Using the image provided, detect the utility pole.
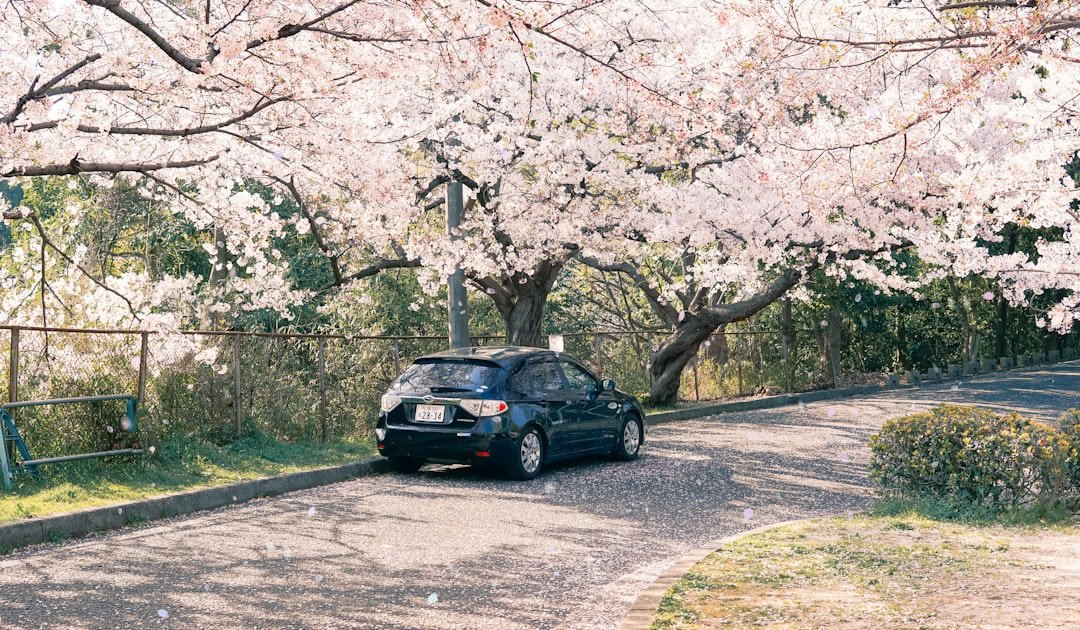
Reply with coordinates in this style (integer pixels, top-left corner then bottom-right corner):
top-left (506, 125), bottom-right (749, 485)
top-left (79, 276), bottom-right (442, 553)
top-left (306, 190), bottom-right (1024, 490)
top-left (447, 182), bottom-right (469, 348)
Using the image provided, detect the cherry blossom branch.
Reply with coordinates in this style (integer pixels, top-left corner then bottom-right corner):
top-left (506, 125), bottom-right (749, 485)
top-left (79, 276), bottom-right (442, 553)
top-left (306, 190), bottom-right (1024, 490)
top-left (273, 175), bottom-right (345, 286)
top-left (21, 96), bottom-right (289, 136)
top-left (0, 210), bottom-right (141, 318)
top-left (2, 53), bottom-right (102, 124)
top-left (4, 155), bottom-right (220, 177)
top-left (471, 0), bottom-right (687, 111)
top-left (83, 0), bottom-right (204, 72)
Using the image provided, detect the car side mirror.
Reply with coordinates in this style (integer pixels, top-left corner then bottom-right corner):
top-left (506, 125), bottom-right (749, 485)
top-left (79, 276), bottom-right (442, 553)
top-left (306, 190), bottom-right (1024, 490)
top-left (602, 379), bottom-right (616, 392)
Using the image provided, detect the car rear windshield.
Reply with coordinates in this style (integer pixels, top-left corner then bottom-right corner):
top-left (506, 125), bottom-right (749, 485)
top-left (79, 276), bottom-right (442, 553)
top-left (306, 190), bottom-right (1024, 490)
top-left (392, 359), bottom-right (503, 393)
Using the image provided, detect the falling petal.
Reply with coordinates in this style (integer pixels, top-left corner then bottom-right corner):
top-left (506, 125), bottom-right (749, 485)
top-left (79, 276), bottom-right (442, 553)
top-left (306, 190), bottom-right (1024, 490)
top-left (826, 406), bottom-right (837, 418)
top-left (678, 311), bottom-right (685, 322)
top-left (854, 294), bottom-right (862, 303)
top-left (307, 506), bottom-right (316, 517)
top-left (931, 302), bottom-right (941, 310)
top-left (427, 593), bottom-right (439, 605)
top-left (983, 291), bottom-right (995, 301)
top-left (157, 609), bottom-right (169, 619)
top-left (743, 508), bottom-right (754, 521)
top-left (106, 426), bottom-right (114, 433)
top-left (117, 508), bottom-right (123, 515)
top-left (148, 446), bottom-right (156, 454)
top-left (839, 453), bottom-right (851, 463)
top-left (950, 385), bottom-right (959, 391)
top-left (820, 320), bottom-right (829, 327)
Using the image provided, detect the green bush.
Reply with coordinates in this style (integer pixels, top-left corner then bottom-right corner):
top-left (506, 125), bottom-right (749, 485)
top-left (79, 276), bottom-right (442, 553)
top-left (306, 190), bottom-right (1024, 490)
top-left (1060, 409), bottom-right (1080, 490)
top-left (869, 405), bottom-right (1074, 511)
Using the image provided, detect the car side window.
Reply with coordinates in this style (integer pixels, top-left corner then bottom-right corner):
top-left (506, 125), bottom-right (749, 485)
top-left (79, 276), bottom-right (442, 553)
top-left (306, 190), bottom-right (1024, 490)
top-left (511, 360), bottom-right (565, 396)
top-left (560, 361), bottom-right (598, 391)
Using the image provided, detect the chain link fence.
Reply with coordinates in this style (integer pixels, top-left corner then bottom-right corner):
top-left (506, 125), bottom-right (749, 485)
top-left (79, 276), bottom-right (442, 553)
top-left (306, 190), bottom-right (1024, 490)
top-left (4, 323), bottom-right (1078, 458)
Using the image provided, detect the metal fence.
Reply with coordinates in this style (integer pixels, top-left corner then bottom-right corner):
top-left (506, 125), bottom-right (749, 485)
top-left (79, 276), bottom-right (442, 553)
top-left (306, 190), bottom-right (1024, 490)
top-left (5, 322), bottom-right (1076, 457)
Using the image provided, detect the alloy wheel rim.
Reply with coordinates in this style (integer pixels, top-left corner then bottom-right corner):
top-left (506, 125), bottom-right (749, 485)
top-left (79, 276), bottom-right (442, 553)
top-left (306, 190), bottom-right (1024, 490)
top-left (623, 420), bottom-right (640, 454)
top-left (521, 432), bottom-right (542, 473)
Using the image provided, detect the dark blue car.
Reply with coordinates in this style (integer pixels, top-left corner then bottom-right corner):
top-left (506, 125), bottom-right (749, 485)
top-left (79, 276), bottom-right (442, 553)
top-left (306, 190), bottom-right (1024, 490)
top-left (375, 347), bottom-right (645, 479)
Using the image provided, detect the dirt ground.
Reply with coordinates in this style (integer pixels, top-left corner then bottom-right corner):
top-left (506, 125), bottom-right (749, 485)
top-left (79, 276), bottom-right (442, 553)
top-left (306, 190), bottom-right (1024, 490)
top-left (657, 515), bottom-right (1080, 629)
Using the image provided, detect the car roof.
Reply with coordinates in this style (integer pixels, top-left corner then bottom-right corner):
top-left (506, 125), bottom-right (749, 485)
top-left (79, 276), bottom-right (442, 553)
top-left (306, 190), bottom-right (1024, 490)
top-left (414, 346), bottom-right (560, 368)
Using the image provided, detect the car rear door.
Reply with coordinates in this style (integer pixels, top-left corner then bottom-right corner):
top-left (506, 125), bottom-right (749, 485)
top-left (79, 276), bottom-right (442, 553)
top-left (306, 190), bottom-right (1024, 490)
top-left (559, 359), bottom-right (620, 451)
top-left (509, 359), bottom-right (579, 456)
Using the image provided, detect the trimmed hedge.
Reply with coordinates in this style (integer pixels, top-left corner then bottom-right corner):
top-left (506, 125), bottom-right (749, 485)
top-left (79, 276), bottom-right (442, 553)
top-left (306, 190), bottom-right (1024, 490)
top-left (869, 405), bottom-right (1076, 511)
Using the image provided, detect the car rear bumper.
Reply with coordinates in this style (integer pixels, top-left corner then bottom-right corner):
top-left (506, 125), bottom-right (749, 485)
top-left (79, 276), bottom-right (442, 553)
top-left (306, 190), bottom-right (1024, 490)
top-left (378, 426), bottom-right (516, 465)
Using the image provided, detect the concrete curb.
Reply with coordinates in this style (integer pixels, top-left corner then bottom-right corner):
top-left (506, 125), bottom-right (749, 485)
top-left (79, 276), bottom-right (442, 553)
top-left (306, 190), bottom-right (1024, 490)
top-left (619, 518), bottom-right (816, 630)
top-left (644, 384), bottom-right (883, 425)
top-left (643, 358), bottom-right (1080, 426)
top-left (0, 457), bottom-right (386, 552)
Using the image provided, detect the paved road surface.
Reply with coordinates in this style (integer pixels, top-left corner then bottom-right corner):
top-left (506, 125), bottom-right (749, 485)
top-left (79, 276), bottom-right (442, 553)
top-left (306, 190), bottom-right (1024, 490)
top-left (2, 363), bottom-right (1078, 629)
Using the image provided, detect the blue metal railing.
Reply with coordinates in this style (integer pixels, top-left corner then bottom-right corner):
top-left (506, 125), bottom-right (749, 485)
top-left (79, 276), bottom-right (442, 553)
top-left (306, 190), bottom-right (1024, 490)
top-left (1, 394), bottom-right (141, 490)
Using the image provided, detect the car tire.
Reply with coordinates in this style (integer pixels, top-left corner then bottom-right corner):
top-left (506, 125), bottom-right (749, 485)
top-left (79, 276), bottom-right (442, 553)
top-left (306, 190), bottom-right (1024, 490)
top-left (613, 415), bottom-right (642, 461)
top-left (388, 456), bottom-right (424, 473)
top-left (507, 427), bottom-right (545, 480)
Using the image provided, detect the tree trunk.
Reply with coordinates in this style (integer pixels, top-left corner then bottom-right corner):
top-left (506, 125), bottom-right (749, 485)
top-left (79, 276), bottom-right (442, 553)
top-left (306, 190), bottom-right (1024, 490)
top-left (502, 288), bottom-right (548, 347)
top-left (648, 316), bottom-right (715, 405)
top-left (779, 299), bottom-right (796, 392)
top-left (646, 269), bottom-right (803, 405)
top-left (824, 307), bottom-right (843, 387)
top-left (948, 276), bottom-right (979, 363)
top-left (994, 225), bottom-right (1018, 359)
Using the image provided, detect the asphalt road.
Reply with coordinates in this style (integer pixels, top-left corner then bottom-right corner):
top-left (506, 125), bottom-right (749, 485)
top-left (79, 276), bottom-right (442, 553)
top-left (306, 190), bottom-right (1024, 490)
top-left (2, 363), bottom-right (1078, 629)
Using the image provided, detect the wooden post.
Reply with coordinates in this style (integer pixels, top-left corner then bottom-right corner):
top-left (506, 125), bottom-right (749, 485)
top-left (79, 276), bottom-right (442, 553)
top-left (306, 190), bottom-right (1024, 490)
top-left (693, 351), bottom-right (700, 401)
top-left (391, 341), bottom-right (402, 375)
top-left (593, 335), bottom-right (603, 378)
top-left (7, 327), bottom-right (17, 408)
top-left (136, 332), bottom-right (149, 408)
top-left (318, 336), bottom-right (328, 442)
top-left (6, 327), bottom-right (17, 463)
top-left (234, 334), bottom-right (242, 435)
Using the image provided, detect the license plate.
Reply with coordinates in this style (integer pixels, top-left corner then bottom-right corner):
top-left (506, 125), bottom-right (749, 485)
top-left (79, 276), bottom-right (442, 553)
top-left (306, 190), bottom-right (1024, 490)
top-left (414, 404), bottom-right (446, 423)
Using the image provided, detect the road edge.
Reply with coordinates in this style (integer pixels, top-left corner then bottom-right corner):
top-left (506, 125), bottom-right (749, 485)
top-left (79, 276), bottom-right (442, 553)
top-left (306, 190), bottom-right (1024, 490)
top-left (0, 457), bottom-right (387, 552)
top-left (619, 518), bottom-right (817, 630)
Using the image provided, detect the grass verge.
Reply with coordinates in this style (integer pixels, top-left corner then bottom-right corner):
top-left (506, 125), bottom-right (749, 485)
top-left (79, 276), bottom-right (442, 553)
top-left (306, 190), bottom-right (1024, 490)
top-left (651, 505), bottom-right (1080, 629)
top-left (0, 432), bottom-right (375, 523)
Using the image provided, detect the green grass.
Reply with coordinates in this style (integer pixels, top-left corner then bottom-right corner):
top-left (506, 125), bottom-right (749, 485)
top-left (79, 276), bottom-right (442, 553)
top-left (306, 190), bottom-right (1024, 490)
top-left (0, 431), bottom-right (375, 523)
top-left (869, 494), bottom-right (1078, 528)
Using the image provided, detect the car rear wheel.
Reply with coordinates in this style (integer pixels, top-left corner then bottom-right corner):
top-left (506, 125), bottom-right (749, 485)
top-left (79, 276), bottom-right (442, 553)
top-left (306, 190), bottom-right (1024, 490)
top-left (507, 428), bottom-right (544, 480)
top-left (388, 456), bottom-right (424, 473)
top-left (613, 415), bottom-right (642, 461)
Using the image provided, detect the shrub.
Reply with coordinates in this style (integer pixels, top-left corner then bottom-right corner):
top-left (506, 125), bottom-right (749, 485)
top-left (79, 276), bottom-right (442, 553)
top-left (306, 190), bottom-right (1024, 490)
top-left (1059, 409), bottom-right (1080, 490)
top-left (869, 405), bottom-right (1073, 511)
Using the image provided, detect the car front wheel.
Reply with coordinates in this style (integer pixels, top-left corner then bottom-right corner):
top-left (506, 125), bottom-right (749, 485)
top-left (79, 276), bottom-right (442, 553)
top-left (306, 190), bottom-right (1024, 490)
top-left (507, 428), bottom-right (544, 480)
top-left (613, 415), bottom-right (642, 461)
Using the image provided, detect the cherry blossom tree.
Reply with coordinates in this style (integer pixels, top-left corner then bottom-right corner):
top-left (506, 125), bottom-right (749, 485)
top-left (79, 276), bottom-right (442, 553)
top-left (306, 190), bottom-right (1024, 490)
top-left (2, 0), bottom-right (1078, 381)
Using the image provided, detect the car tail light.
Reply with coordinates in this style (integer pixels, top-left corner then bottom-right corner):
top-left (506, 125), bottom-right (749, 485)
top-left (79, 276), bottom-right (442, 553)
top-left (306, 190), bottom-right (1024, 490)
top-left (459, 399), bottom-right (508, 417)
top-left (380, 394), bottom-right (402, 413)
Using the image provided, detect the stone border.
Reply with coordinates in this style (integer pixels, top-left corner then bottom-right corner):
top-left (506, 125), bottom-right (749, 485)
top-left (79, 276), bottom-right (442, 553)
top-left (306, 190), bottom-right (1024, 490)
top-left (0, 458), bottom-right (386, 552)
top-left (620, 518), bottom-right (815, 630)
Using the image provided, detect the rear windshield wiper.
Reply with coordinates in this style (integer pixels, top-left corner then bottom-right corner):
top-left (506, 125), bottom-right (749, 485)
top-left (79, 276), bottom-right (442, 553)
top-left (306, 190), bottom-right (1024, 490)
top-left (428, 386), bottom-right (479, 393)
